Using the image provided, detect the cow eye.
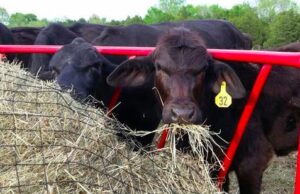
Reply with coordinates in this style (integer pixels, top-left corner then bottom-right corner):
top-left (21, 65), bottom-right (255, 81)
top-left (52, 67), bottom-right (59, 74)
top-left (87, 63), bottom-right (101, 73)
top-left (191, 69), bottom-right (203, 76)
top-left (155, 63), bottom-right (162, 71)
top-left (51, 70), bottom-right (57, 77)
top-left (100, 35), bottom-right (109, 41)
top-left (92, 62), bottom-right (102, 69)
top-left (156, 63), bottom-right (170, 75)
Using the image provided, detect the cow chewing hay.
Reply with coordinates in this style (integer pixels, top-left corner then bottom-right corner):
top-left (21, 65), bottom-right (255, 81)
top-left (0, 61), bottom-right (225, 194)
top-left (127, 123), bottom-right (225, 184)
top-left (165, 124), bottom-right (225, 167)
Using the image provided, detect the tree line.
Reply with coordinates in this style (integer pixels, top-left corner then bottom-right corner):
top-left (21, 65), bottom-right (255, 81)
top-left (1, 0), bottom-right (300, 48)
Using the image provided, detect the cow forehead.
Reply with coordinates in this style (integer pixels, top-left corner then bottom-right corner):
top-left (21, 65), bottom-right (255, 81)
top-left (154, 46), bottom-right (208, 71)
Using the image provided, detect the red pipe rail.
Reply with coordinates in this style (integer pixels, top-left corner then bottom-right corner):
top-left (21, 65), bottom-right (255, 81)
top-left (1, 45), bottom-right (300, 68)
top-left (1, 45), bottom-right (300, 193)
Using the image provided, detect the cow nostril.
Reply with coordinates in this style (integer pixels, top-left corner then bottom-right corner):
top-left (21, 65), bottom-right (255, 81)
top-left (170, 107), bottom-right (195, 123)
top-left (171, 108), bottom-right (179, 122)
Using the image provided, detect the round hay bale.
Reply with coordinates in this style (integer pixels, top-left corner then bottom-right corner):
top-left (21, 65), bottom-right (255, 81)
top-left (0, 61), bottom-right (224, 194)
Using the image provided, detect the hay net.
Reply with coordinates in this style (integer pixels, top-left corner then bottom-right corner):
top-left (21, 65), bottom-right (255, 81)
top-left (0, 60), bottom-right (224, 194)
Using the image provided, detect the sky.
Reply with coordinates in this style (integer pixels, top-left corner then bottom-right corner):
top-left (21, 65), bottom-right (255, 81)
top-left (1, 0), bottom-right (256, 21)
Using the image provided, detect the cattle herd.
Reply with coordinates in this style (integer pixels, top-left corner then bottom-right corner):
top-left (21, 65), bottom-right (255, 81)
top-left (0, 19), bottom-right (300, 194)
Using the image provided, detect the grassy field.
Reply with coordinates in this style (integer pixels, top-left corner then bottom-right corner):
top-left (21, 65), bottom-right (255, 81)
top-left (229, 152), bottom-right (297, 194)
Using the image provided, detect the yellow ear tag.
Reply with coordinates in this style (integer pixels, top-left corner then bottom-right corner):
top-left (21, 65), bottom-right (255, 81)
top-left (215, 81), bottom-right (232, 108)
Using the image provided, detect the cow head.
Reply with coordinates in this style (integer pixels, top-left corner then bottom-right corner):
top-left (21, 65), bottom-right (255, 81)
top-left (48, 37), bottom-right (115, 101)
top-left (92, 27), bottom-right (129, 64)
top-left (107, 28), bottom-right (245, 124)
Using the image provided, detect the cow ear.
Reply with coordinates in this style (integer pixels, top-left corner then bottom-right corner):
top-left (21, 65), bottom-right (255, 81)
top-left (107, 56), bottom-right (154, 87)
top-left (211, 60), bottom-right (246, 99)
top-left (71, 37), bottom-right (86, 45)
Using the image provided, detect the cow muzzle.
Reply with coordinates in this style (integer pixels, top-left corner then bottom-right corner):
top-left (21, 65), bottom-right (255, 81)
top-left (163, 103), bottom-right (201, 124)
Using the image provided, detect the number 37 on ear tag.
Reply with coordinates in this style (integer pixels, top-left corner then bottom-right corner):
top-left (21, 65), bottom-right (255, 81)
top-left (215, 81), bottom-right (232, 108)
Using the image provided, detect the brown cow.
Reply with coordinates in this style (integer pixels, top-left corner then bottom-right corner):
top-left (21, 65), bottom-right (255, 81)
top-left (107, 28), bottom-right (300, 194)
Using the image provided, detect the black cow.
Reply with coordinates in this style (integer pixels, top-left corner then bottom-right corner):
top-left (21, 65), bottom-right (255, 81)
top-left (32, 19), bottom-right (251, 79)
top-left (106, 28), bottom-right (300, 194)
top-left (94, 19), bottom-right (251, 49)
top-left (270, 41), bottom-right (300, 52)
top-left (92, 19), bottom-right (252, 64)
top-left (30, 23), bottom-right (78, 77)
top-left (0, 23), bottom-right (15, 62)
top-left (260, 43), bottom-right (300, 156)
top-left (30, 23), bottom-right (106, 78)
top-left (92, 23), bottom-right (164, 64)
top-left (68, 22), bottom-right (106, 42)
top-left (49, 37), bottom-right (161, 149)
top-left (10, 26), bottom-right (42, 68)
top-left (242, 32), bottom-right (253, 49)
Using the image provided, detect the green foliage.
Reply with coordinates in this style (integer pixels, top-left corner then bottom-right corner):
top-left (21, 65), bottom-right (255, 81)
top-left (144, 0), bottom-right (190, 23)
top-left (54, 18), bottom-right (77, 26)
top-left (207, 5), bottom-right (228, 19)
top-left (256, 0), bottom-right (299, 22)
top-left (0, 7), bottom-right (9, 24)
top-left (88, 14), bottom-right (107, 24)
top-left (196, 6), bottom-right (211, 19)
top-left (159, 0), bottom-right (185, 15)
top-left (144, 7), bottom-right (174, 24)
top-left (27, 19), bottom-right (49, 27)
top-left (123, 16), bottom-right (145, 25)
top-left (228, 4), bottom-right (267, 46)
top-left (191, 5), bottom-right (228, 19)
top-left (228, 3), bottom-right (252, 17)
top-left (175, 5), bottom-right (200, 20)
top-left (264, 9), bottom-right (300, 47)
top-left (9, 13), bottom-right (38, 27)
top-left (78, 18), bottom-right (87, 23)
top-left (108, 20), bottom-right (123, 26)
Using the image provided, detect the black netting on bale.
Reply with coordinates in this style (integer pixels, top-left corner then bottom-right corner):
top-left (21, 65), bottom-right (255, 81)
top-left (0, 61), bottom-right (222, 194)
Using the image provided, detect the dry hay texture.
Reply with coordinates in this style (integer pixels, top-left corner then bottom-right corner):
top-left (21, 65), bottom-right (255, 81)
top-left (0, 61), bottom-right (224, 194)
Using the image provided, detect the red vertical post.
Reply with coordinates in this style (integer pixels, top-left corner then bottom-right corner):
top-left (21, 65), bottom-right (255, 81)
top-left (157, 128), bottom-right (169, 149)
top-left (294, 126), bottom-right (300, 194)
top-left (106, 56), bottom-right (136, 116)
top-left (107, 86), bottom-right (122, 116)
top-left (217, 64), bottom-right (273, 188)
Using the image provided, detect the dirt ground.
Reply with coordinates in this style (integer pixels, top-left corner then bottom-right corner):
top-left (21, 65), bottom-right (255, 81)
top-left (229, 152), bottom-right (297, 194)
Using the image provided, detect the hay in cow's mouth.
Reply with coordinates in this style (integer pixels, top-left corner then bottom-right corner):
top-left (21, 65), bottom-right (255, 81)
top-left (127, 123), bottom-right (226, 189)
top-left (0, 60), bottom-right (225, 194)
top-left (166, 123), bottom-right (225, 166)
